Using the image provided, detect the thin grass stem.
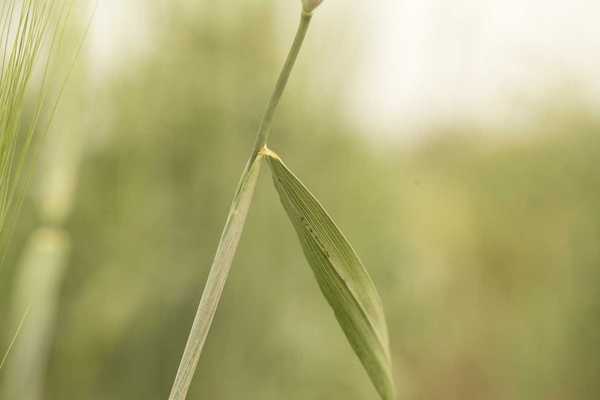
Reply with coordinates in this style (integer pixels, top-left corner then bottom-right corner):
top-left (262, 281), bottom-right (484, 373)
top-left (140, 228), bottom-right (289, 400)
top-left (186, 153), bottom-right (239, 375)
top-left (168, 10), bottom-right (314, 400)
top-left (253, 11), bottom-right (312, 152)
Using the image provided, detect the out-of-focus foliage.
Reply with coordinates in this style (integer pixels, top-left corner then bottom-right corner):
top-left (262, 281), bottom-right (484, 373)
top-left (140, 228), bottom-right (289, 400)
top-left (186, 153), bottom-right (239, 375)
top-left (0, 0), bottom-right (69, 249)
top-left (1, 2), bottom-right (600, 400)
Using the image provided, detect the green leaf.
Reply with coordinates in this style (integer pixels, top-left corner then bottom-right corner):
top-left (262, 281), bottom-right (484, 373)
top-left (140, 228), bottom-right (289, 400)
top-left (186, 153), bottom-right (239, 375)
top-left (262, 147), bottom-right (395, 400)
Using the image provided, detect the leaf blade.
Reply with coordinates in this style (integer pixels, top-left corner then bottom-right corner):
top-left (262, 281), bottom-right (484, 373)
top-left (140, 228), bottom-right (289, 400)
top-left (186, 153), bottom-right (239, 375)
top-left (263, 148), bottom-right (395, 400)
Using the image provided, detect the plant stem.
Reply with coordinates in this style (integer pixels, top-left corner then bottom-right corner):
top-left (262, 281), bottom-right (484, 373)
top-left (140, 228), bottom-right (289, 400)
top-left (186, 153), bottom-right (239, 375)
top-left (168, 11), bottom-right (313, 400)
top-left (253, 11), bottom-right (312, 153)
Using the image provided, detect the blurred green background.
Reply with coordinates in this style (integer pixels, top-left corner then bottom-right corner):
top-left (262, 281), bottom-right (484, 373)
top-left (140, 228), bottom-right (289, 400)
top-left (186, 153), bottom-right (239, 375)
top-left (2, 2), bottom-right (600, 399)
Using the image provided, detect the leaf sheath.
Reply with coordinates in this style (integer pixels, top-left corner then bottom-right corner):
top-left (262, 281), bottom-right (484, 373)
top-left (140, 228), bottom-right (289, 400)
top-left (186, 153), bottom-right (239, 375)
top-left (168, 155), bottom-right (262, 400)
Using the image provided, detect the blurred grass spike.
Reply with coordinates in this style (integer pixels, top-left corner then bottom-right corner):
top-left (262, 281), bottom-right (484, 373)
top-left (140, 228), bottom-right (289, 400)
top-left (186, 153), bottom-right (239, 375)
top-left (263, 148), bottom-right (396, 400)
top-left (3, 228), bottom-right (71, 399)
top-left (0, 0), bottom-right (72, 248)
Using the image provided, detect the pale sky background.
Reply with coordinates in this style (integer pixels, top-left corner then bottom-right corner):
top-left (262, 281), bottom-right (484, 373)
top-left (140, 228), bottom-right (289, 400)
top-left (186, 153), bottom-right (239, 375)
top-left (345, 0), bottom-right (600, 139)
top-left (89, 0), bottom-right (600, 141)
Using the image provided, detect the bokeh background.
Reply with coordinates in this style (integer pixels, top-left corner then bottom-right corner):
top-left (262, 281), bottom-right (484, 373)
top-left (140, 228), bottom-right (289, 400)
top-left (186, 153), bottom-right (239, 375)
top-left (2, 1), bottom-right (600, 399)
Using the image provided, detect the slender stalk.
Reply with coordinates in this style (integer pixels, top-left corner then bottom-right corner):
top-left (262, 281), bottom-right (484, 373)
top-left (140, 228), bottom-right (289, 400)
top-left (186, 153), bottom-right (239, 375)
top-left (253, 11), bottom-right (312, 152)
top-left (168, 11), bottom-right (313, 400)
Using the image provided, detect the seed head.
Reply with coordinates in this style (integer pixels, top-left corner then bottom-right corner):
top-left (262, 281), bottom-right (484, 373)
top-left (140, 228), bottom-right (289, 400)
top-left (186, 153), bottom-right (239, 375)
top-left (302, 0), bottom-right (323, 13)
